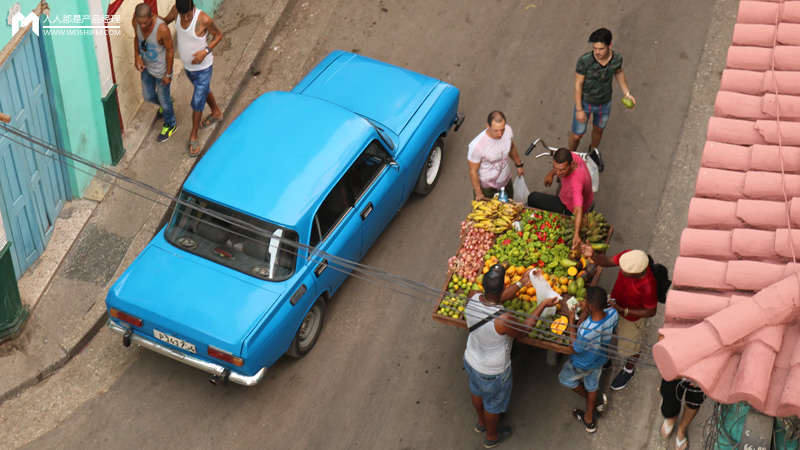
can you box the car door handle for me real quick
[314,259,327,277]
[360,202,373,220]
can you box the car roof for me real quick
[183,91,374,228]
[296,51,440,134]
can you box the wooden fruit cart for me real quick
[432,206,613,354]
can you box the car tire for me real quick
[286,298,326,359]
[413,137,444,195]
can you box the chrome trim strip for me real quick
[108,320,266,386]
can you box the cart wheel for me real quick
[546,350,559,367]
[287,298,326,358]
[413,137,444,195]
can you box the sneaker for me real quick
[602,359,613,371]
[483,426,514,448]
[157,124,177,143]
[474,422,486,433]
[610,368,635,391]
[155,107,163,120]
[589,147,604,172]
[595,393,608,418]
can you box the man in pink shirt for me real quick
[527,148,593,248]
[468,111,525,201]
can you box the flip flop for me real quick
[187,140,202,157]
[199,114,222,129]
[676,434,688,450]
[661,418,675,439]
[572,409,597,433]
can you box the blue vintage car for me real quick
[105,51,463,385]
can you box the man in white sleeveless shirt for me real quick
[463,265,558,448]
[164,0,224,156]
[133,3,176,143]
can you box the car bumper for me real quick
[107,320,266,386]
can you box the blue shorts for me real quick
[464,358,513,414]
[559,359,602,392]
[184,65,213,111]
[571,101,611,136]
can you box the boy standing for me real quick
[558,286,619,433]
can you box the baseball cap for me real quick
[619,250,648,274]
[483,264,506,294]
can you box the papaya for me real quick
[590,242,609,252]
[576,277,585,289]
[550,315,569,335]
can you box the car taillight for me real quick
[207,346,244,367]
[109,308,143,327]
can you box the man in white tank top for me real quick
[463,265,558,448]
[164,0,224,157]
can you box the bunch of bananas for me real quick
[467,199,523,233]
[560,211,610,251]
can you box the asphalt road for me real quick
[11,0,730,448]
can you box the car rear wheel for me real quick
[287,298,326,358]
[413,137,444,195]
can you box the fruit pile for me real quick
[467,199,523,233]
[447,221,496,281]
[436,203,611,347]
[559,211,610,253]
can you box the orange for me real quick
[483,266,489,274]
[528,287,536,295]
[516,266,526,275]
[504,275,511,285]
[520,294,531,301]
[542,273,550,281]
[559,277,569,286]
[507,265,516,275]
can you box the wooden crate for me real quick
[432,207,614,354]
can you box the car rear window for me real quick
[165,192,298,281]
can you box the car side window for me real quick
[346,140,389,202]
[310,177,353,247]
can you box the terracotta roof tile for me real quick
[687,198,742,228]
[654,0,800,417]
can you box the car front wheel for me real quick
[413,137,444,195]
[286,298,326,358]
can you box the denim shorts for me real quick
[464,358,513,414]
[184,65,213,111]
[571,101,611,136]
[559,359,602,392]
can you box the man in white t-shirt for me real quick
[468,111,525,201]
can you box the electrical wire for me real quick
[0,121,657,366]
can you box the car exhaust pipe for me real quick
[209,369,231,386]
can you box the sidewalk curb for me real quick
[0,0,296,405]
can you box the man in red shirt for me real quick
[580,247,657,390]
[528,148,594,248]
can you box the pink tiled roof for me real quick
[653,0,800,418]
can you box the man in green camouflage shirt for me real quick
[568,28,635,172]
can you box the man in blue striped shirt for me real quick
[558,286,619,433]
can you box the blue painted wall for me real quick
[40,0,111,195]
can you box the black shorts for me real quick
[660,378,706,419]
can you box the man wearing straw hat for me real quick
[579,247,657,391]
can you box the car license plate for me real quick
[153,329,197,353]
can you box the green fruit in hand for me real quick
[621,97,634,109]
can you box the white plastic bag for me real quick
[582,156,600,193]
[529,270,561,318]
[513,176,531,203]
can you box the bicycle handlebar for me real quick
[524,138,592,159]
